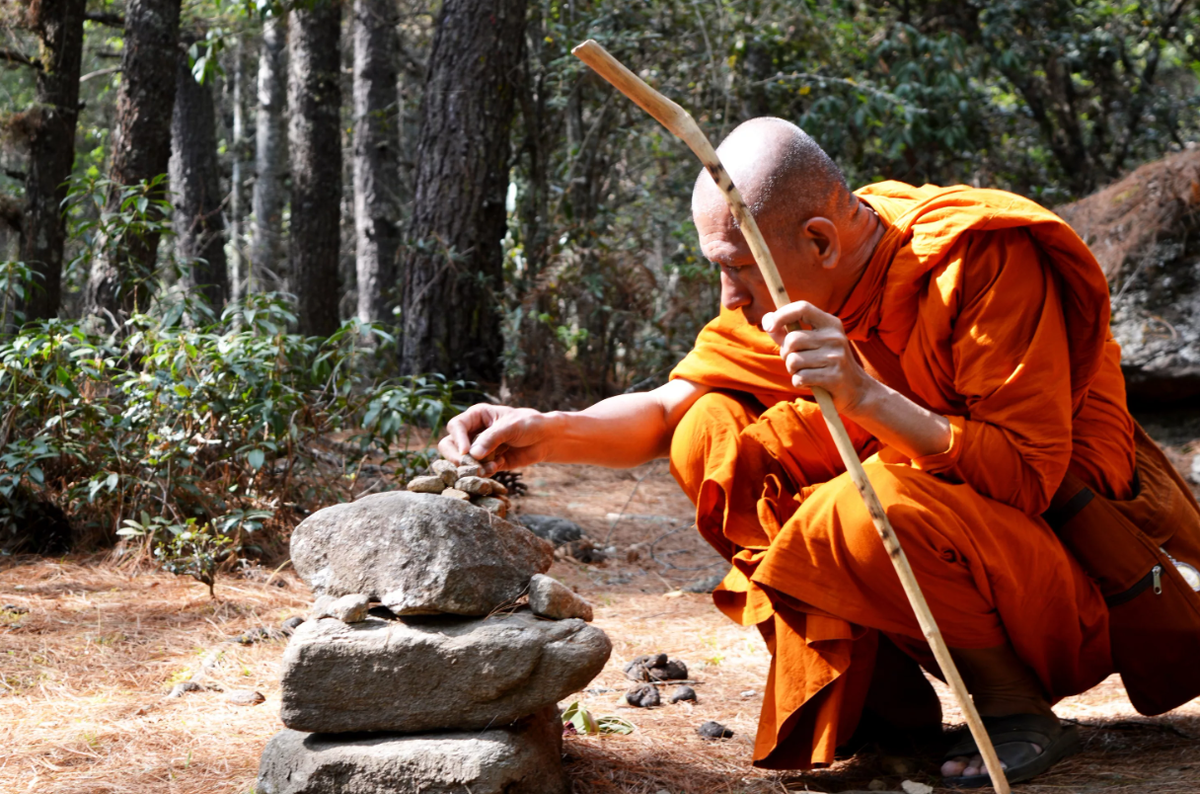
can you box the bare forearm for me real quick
[847,379,952,460]
[541,380,709,468]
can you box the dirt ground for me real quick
[2,419,1199,794]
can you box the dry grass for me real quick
[3,452,1200,793]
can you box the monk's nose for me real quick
[720,271,751,310]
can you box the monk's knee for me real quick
[823,462,932,547]
[669,390,760,500]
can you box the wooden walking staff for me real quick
[573,39,1011,794]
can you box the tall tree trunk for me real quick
[251,14,288,293]
[20,0,85,321]
[400,0,527,381]
[169,35,229,310]
[352,0,400,326]
[85,0,182,320]
[228,36,246,305]
[287,0,343,336]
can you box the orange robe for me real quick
[668,182,1136,769]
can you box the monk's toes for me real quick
[963,753,990,777]
[940,756,970,777]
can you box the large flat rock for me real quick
[280,610,611,733]
[256,707,567,794]
[290,491,552,616]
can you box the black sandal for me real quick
[942,713,1081,788]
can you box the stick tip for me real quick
[571,39,598,57]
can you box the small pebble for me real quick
[487,478,509,496]
[697,720,734,739]
[407,475,445,494]
[168,681,203,698]
[280,616,305,634]
[655,658,688,681]
[441,488,470,501]
[624,653,687,682]
[459,453,481,467]
[311,593,370,623]
[473,496,507,518]
[669,685,697,703]
[682,573,725,594]
[231,626,272,645]
[430,459,459,486]
[867,781,887,792]
[625,683,661,708]
[226,690,266,706]
[883,758,911,776]
[740,689,757,698]
[528,573,594,621]
[455,475,493,496]
[329,593,370,623]
[900,782,933,794]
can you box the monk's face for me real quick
[694,203,842,330]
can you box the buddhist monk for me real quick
[438,117,1141,785]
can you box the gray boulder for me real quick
[280,610,611,733]
[290,491,552,616]
[256,707,567,794]
[519,514,584,546]
[1057,149,1200,403]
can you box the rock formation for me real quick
[257,470,608,794]
[1057,147,1200,403]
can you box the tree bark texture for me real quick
[19,0,85,320]
[169,36,229,310]
[228,36,246,305]
[401,0,527,381]
[352,0,400,326]
[85,0,181,319]
[287,0,342,336]
[251,14,288,292]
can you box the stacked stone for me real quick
[256,490,610,794]
[406,455,511,518]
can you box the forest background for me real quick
[2,0,1199,563]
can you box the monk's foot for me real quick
[939,714,1080,787]
[940,744,1041,778]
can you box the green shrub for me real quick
[0,290,470,565]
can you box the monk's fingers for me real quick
[763,301,844,335]
[437,433,462,463]
[791,365,833,391]
[783,347,845,376]
[443,403,500,460]
[467,420,518,463]
[780,328,851,358]
[466,407,545,462]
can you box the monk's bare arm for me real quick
[763,302,952,460]
[842,380,952,460]
[437,378,712,473]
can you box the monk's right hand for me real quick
[438,404,551,476]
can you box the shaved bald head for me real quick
[692,118,852,227]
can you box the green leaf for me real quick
[247,449,265,471]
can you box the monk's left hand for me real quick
[762,301,878,415]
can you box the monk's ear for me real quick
[803,217,841,268]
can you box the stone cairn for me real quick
[405,455,511,517]
[255,462,611,794]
